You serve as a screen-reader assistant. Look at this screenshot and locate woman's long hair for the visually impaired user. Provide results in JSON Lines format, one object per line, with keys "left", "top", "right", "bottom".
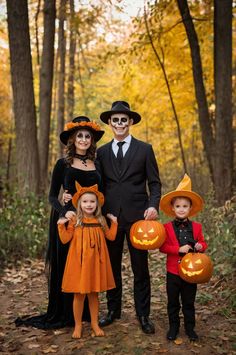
{"left": 75, "top": 193, "right": 107, "bottom": 230}
{"left": 65, "top": 128, "right": 97, "bottom": 165}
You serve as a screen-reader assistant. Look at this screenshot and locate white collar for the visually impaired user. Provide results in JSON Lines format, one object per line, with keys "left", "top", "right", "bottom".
{"left": 113, "top": 134, "right": 132, "bottom": 145}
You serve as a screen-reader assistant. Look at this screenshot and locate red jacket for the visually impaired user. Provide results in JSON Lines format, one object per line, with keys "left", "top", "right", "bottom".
{"left": 160, "top": 221, "right": 208, "bottom": 275}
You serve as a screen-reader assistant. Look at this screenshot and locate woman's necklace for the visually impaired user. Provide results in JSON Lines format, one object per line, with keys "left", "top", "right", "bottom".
{"left": 74, "top": 153, "right": 88, "bottom": 167}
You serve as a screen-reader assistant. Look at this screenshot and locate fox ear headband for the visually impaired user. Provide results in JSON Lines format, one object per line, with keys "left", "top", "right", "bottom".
{"left": 160, "top": 174, "right": 204, "bottom": 217}
{"left": 72, "top": 182, "right": 105, "bottom": 208}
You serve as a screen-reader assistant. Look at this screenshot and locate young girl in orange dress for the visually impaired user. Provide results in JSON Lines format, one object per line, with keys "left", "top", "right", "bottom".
{"left": 57, "top": 182, "right": 117, "bottom": 338}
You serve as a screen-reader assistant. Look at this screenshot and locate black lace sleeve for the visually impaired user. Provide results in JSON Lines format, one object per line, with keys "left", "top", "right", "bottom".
{"left": 48, "top": 158, "right": 67, "bottom": 216}
{"left": 94, "top": 158, "right": 104, "bottom": 193}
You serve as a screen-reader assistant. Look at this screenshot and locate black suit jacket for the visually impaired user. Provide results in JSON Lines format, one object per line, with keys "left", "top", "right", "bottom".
{"left": 96, "top": 136, "right": 161, "bottom": 223}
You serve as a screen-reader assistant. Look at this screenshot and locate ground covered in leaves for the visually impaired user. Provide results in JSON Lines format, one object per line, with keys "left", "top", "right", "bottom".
{"left": 0, "top": 247, "right": 235, "bottom": 354}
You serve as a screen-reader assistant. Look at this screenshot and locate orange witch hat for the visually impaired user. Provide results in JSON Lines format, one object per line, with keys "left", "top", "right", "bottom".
{"left": 160, "top": 174, "right": 204, "bottom": 217}
{"left": 72, "top": 182, "right": 105, "bottom": 208}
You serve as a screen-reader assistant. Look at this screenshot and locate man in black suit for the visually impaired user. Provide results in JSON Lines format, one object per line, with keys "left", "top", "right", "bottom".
{"left": 97, "top": 101, "right": 161, "bottom": 334}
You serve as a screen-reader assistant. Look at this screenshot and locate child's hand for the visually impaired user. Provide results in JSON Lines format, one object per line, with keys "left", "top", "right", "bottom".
{"left": 106, "top": 213, "right": 117, "bottom": 224}
{"left": 57, "top": 217, "right": 68, "bottom": 225}
{"left": 179, "top": 244, "right": 192, "bottom": 253}
{"left": 195, "top": 242, "right": 203, "bottom": 251}
{"left": 65, "top": 211, "right": 76, "bottom": 220}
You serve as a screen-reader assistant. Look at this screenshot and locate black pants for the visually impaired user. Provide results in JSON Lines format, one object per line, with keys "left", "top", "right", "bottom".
{"left": 167, "top": 272, "right": 197, "bottom": 330}
{"left": 106, "top": 213, "right": 151, "bottom": 317}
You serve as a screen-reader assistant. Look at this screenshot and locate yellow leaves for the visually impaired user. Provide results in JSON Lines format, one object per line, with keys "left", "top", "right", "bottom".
{"left": 174, "top": 337, "right": 183, "bottom": 345}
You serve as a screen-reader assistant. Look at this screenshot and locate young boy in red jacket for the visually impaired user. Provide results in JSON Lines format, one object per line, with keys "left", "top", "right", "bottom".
{"left": 160, "top": 174, "right": 207, "bottom": 341}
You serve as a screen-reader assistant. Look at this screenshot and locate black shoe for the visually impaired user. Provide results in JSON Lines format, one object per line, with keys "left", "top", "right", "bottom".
{"left": 185, "top": 329, "right": 199, "bottom": 341}
{"left": 167, "top": 326, "right": 179, "bottom": 340}
{"left": 138, "top": 316, "right": 155, "bottom": 334}
{"left": 99, "top": 311, "right": 121, "bottom": 327}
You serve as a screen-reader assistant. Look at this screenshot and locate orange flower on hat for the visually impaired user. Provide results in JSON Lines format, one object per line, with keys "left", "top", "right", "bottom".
{"left": 72, "top": 182, "right": 104, "bottom": 208}
{"left": 64, "top": 121, "right": 102, "bottom": 132}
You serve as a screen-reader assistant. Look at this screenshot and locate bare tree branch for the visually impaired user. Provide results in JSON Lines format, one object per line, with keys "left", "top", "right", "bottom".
{"left": 144, "top": 3, "right": 188, "bottom": 174}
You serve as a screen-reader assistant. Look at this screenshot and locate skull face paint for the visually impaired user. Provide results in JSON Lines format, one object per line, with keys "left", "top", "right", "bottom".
{"left": 110, "top": 115, "right": 129, "bottom": 127}
{"left": 109, "top": 113, "right": 133, "bottom": 140}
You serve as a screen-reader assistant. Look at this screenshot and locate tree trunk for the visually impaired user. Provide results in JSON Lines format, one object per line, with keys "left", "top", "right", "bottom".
{"left": 67, "top": 0, "right": 76, "bottom": 121}
{"left": 49, "top": 49, "right": 59, "bottom": 169}
{"left": 35, "top": 0, "right": 41, "bottom": 66}
{"left": 5, "top": 136, "right": 12, "bottom": 192}
{"left": 57, "top": 0, "right": 67, "bottom": 157}
{"left": 6, "top": 0, "right": 40, "bottom": 195}
{"left": 176, "top": 0, "right": 215, "bottom": 180}
{"left": 177, "top": 0, "right": 234, "bottom": 205}
{"left": 38, "top": 0, "right": 56, "bottom": 190}
{"left": 214, "top": 0, "right": 233, "bottom": 204}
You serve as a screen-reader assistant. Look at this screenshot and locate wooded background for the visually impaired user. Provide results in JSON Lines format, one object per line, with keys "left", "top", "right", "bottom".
{"left": 0, "top": 4, "right": 235, "bottom": 349}
{"left": 0, "top": 0, "right": 235, "bottom": 206}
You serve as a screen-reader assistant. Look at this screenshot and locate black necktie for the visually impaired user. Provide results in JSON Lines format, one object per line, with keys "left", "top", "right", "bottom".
{"left": 117, "top": 141, "right": 125, "bottom": 167}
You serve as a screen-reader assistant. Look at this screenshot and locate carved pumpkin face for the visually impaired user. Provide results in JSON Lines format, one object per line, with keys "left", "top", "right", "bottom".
{"left": 130, "top": 220, "right": 166, "bottom": 250}
{"left": 178, "top": 253, "right": 213, "bottom": 284}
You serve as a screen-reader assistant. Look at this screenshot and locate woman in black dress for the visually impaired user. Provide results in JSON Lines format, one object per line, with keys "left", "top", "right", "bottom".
{"left": 15, "top": 116, "right": 104, "bottom": 329}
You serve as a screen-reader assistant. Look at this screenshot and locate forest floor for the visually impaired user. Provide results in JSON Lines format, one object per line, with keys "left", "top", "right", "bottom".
{"left": 0, "top": 247, "right": 235, "bottom": 355}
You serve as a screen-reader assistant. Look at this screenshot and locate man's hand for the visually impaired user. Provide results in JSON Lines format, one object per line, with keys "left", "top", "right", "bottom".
{"left": 144, "top": 207, "right": 158, "bottom": 220}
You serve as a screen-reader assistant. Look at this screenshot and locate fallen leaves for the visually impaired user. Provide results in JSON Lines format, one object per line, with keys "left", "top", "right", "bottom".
{"left": 42, "top": 345, "right": 59, "bottom": 353}
{"left": 28, "top": 343, "right": 40, "bottom": 349}
{"left": 0, "top": 255, "right": 235, "bottom": 354}
{"left": 53, "top": 329, "right": 67, "bottom": 336}
{"left": 156, "top": 349, "right": 169, "bottom": 353}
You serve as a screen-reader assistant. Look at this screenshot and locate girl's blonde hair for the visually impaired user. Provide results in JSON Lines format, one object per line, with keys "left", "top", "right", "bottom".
{"left": 75, "top": 192, "right": 107, "bottom": 230}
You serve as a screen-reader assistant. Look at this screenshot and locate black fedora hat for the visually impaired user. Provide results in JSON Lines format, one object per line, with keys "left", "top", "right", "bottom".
{"left": 60, "top": 116, "right": 104, "bottom": 145}
{"left": 100, "top": 101, "right": 141, "bottom": 125}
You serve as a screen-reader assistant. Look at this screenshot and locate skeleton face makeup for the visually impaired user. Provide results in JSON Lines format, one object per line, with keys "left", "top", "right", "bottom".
{"left": 109, "top": 113, "right": 133, "bottom": 140}
{"left": 74, "top": 129, "right": 92, "bottom": 154}
{"left": 110, "top": 116, "right": 129, "bottom": 126}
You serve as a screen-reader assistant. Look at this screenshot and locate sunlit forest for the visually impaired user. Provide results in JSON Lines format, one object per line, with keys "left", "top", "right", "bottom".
{"left": 0, "top": 0, "right": 235, "bottom": 353}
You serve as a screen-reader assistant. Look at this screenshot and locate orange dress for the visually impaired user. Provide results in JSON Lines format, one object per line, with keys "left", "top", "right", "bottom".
{"left": 58, "top": 217, "right": 117, "bottom": 294}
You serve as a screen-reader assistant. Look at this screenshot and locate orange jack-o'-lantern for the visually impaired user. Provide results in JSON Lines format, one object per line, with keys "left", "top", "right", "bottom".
{"left": 178, "top": 253, "right": 213, "bottom": 284}
{"left": 130, "top": 220, "right": 166, "bottom": 250}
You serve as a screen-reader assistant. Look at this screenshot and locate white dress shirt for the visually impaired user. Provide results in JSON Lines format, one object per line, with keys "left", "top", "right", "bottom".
{"left": 112, "top": 135, "right": 132, "bottom": 157}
